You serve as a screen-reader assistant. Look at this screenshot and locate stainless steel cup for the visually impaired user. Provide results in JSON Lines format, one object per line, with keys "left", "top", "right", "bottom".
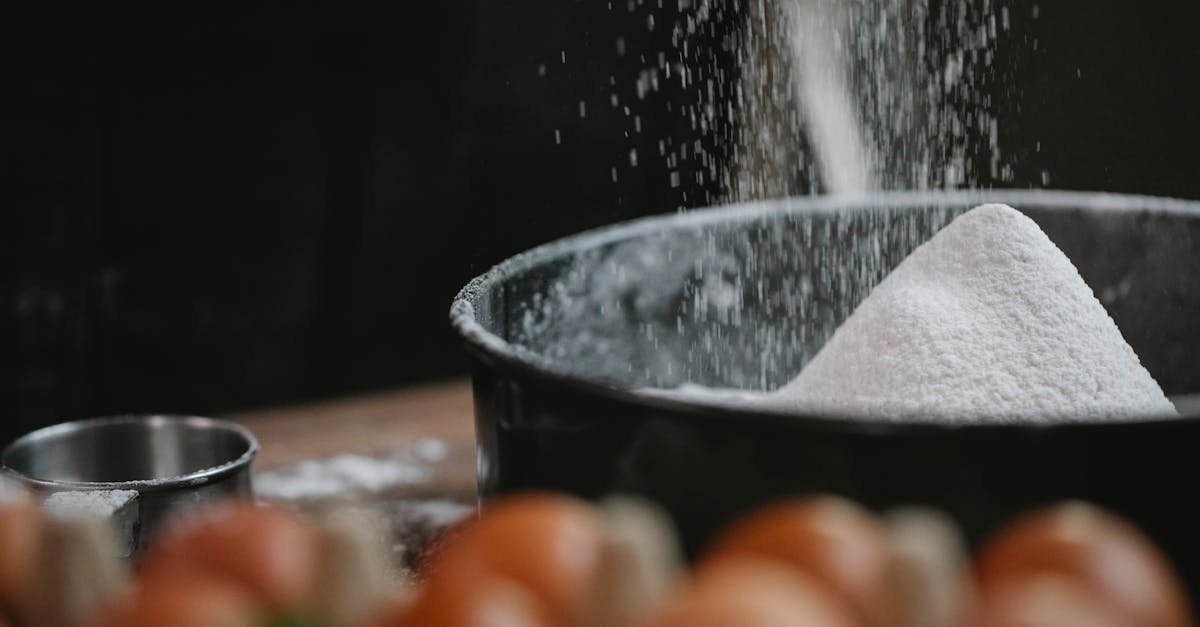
{"left": 1, "top": 415, "right": 258, "bottom": 553}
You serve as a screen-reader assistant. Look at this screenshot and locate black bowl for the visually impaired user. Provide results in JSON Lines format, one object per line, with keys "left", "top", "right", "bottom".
{"left": 450, "top": 190, "right": 1200, "bottom": 592}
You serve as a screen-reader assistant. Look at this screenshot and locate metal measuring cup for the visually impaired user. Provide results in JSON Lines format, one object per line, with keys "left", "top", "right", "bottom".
{"left": 1, "top": 415, "right": 258, "bottom": 555}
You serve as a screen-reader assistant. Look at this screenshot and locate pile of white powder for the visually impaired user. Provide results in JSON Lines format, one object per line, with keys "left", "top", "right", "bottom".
{"left": 42, "top": 489, "right": 141, "bottom": 556}
{"left": 43, "top": 489, "right": 139, "bottom": 519}
{"left": 756, "top": 204, "right": 1176, "bottom": 424}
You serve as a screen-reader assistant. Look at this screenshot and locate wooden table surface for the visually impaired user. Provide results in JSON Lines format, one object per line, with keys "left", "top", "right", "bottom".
{"left": 228, "top": 378, "right": 478, "bottom": 499}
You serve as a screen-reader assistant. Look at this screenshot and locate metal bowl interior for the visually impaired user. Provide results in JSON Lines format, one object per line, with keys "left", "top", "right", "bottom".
{"left": 1, "top": 415, "right": 259, "bottom": 491}
{"left": 451, "top": 189, "right": 1200, "bottom": 592}
{"left": 454, "top": 189, "right": 1200, "bottom": 411}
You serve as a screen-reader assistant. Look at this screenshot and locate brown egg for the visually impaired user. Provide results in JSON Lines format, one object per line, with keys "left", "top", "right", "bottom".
{"left": 966, "top": 574, "right": 1136, "bottom": 627}
{"left": 0, "top": 500, "right": 42, "bottom": 611}
{"left": 976, "top": 502, "right": 1193, "bottom": 627}
{"left": 703, "top": 496, "right": 893, "bottom": 626}
{"left": 640, "top": 555, "right": 859, "bottom": 627}
{"left": 137, "top": 500, "right": 319, "bottom": 610}
{"left": 389, "top": 572, "right": 552, "bottom": 627}
{"left": 423, "top": 492, "right": 604, "bottom": 625}
{"left": 91, "top": 569, "right": 263, "bottom": 627}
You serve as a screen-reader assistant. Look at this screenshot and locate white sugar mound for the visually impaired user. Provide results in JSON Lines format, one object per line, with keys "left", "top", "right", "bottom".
{"left": 762, "top": 204, "right": 1176, "bottom": 424}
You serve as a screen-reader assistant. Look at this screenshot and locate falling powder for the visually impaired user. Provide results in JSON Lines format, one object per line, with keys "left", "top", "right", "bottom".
{"left": 758, "top": 204, "right": 1175, "bottom": 424}
{"left": 786, "top": 0, "right": 874, "bottom": 194}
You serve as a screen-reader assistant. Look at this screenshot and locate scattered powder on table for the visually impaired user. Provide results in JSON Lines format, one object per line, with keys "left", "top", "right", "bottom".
{"left": 254, "top": 452, "right": 433, "bottom": 501}
{"left": 758, "top": 204, "right": 1176, "bottom": 424}
{"left": 383, "top": 499, "right": 476, "bottom": 575}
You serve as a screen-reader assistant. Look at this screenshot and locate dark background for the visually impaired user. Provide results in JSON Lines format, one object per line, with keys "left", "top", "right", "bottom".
{"left": 4, "top": 1, "right": 1199, "bottom": 445}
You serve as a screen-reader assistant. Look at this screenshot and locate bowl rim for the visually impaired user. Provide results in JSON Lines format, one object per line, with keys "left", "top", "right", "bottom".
{"left": 1, "top": 414, "right": 260, "bottom": 492}
{"left": 450, "top": 189, "right": 1200, "bottom": 433}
